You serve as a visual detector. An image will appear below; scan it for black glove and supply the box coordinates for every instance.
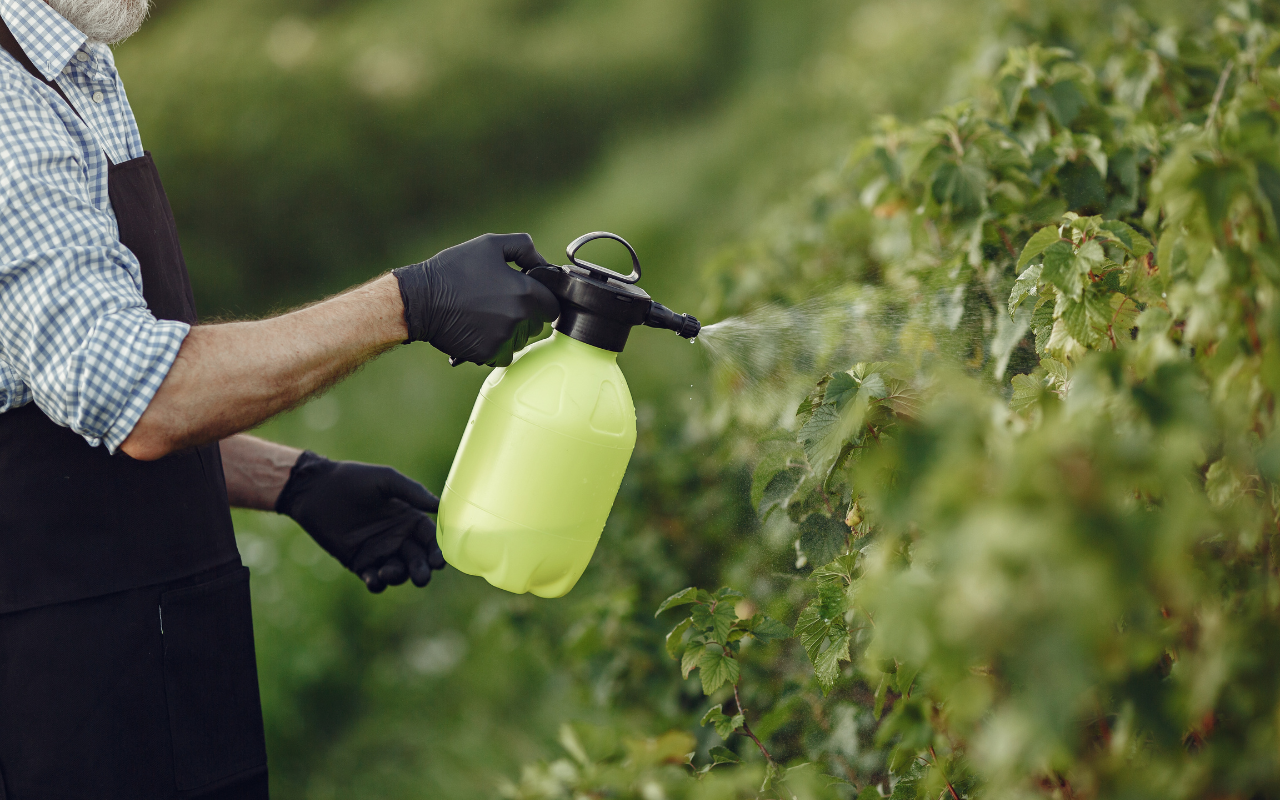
[275,451,446,593]
[393,233,561,367]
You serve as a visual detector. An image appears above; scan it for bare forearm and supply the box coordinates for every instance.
[121,274,406,460]
[221,434,303,510]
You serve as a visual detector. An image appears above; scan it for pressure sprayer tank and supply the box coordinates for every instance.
[438,232,700,597]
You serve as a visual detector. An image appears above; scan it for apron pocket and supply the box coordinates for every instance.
[160,566,267,791]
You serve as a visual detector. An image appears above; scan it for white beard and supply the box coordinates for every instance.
[45,0,150,45]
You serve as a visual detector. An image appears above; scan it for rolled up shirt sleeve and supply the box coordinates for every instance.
[0,75,188,453]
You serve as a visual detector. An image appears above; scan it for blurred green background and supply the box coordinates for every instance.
[116,1,991,795]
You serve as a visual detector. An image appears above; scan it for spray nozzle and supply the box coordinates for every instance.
[521,231,699,353]
[644,302,701,339]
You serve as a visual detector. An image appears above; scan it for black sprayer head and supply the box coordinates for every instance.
[525,231,700,353]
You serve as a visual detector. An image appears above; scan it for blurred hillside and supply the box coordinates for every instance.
[114,0,994,796]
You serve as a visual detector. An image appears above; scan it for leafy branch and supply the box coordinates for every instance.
[656,587,792,776]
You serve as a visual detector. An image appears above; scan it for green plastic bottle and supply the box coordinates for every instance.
[438,232,700,597]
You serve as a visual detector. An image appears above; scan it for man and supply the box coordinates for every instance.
[0,0,559,795]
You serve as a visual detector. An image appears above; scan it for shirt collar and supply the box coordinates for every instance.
[0,0,88,81]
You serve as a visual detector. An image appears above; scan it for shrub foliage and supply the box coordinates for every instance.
[507,2,1280,798]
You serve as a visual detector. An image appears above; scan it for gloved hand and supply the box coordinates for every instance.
[275,451,446,593]
[393,233,561,367]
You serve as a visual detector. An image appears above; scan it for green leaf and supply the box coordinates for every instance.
[931,153,988,214]
[798,402,840,447]
[861,371,888,399]
[874,673,889,720]
[758,466,804,520]
[1041,240,1083,300]
[708,745,741,765]
[558,723,590,766]
[795,601,851,694]
[824,372,858,409]
[665,617,693,660]
[761,761,784,793]
[751,439,804,510]
[1010,372,1045,413]
[814,552,855,583]
[1017,225,1063,269]
[1046,78,1088,126]
[1099,219,1145,255]
[1060,159,1107,211]
[700,704,746,740]
[1109,292,1139,335]
[1077,238,1106,269]
[813,555,856,609]
[1193,163,1247,226]
[655,587,701,617]
[692,602,738,645]
[747,614,793,643]
[1030,301,1055,356]
[1008,263,1042,314]
[1257,160,1280,237]
[1043,357,1070,386]
[888,758,925,799]
[701,703,725,727]
[816,577,845,620]
[893,665,920,697]
[716,587,746,601]
[998,73,1023,118]
[800,408,856,473]
[698,648,741,694]
[682,645,704,679]
[811,624,850,692]
[1059,290,1111,347]
[799,514,850,567]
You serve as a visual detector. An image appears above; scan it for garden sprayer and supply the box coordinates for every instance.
[437,232,700,597]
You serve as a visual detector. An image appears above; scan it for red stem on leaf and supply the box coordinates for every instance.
[819,486,835,516]
[997,225,1017,259]
[733,683,775,766]
[928,746,962,800]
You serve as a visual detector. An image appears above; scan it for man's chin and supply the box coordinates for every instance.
[45,0,151,45]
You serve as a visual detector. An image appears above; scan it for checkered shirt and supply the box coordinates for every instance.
[0,0,187,453]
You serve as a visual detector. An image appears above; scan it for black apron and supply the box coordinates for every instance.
[0,18,268,799]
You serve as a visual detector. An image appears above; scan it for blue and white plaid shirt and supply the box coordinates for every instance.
[0,0,187,453]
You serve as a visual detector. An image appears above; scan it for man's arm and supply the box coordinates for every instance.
[220,433,302,510]
[120,275,404,461]
[120,233,561,461]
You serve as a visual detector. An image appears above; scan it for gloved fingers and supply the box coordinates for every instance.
[511,318,544,352]
[523,276,560,323]
[361,568,387,594]
[378,555,408,587]
[349,520,413,576]
[484,303,555,368]
[490,232,551,271]
[401,538,433,587]
[410,515,448,571]
[377,469,440,513]
[485,337,516,369]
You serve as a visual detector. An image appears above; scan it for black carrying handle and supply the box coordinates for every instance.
[565,231,641,284]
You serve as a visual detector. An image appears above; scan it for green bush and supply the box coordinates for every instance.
[509,1,1280,797]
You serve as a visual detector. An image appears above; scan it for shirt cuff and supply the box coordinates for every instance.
[97,318,190,454]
